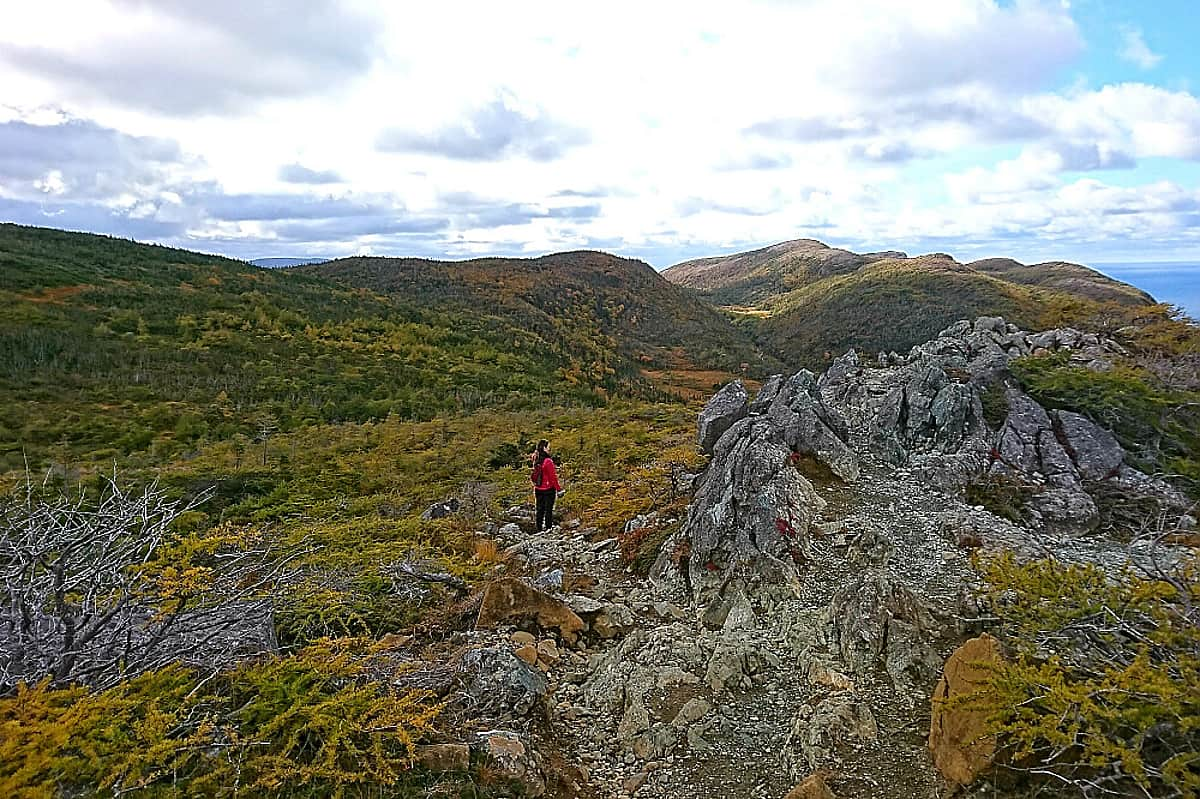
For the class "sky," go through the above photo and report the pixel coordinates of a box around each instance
[1,0,1199,270]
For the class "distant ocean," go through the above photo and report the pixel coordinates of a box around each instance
[1090,262,1200,321]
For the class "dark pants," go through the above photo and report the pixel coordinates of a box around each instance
[535,489,556,532]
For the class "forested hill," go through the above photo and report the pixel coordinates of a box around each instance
[0,225,761,474]
[664,239,1157,368]
[303,251,775,394]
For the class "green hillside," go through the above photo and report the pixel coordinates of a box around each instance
[0,226,609,473]
[755,255,1041,362]
[664,239,1155,367]
[304,251,777,396]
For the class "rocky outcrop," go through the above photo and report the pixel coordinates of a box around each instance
[929,634,1002,786]
[652,413,826,614]
[766,370,860,481]
[826,571,942,698]
[759,317,1186,533]
[442,316,1193,799]
[751,373,786,413]
[783,696,879,776]
[697,379,749,453]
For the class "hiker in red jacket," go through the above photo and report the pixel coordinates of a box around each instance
[531,439,562,532]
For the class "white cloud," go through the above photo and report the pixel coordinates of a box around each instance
[0,1,1196,263]
[1118,26,1163,70]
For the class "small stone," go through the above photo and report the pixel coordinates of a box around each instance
[537,639,560,664]
[672,697,712,727]
[623,771,649,794]
[784,773,835,799]
[513,644,539,665]
[510,630,536,646]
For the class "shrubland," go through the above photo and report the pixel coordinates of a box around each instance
[976,553,1199,797]
[0,400,699,796]
[3,225,1198,797]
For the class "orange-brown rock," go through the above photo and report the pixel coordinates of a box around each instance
[476,577,586,644]
[929,633,1002,786]
[414,743,470,772]
[783,772,835,799]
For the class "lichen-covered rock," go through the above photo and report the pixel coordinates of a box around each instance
[825,571,940,695]
[992,389,1058,478]
[767,382,859,482]
[783,696,879,776]
[1054,409,1124,480]
[652,415,825,608]
[1029,487,1099,535]
[477,730,546,797]
[457,646,548,718]
[697,379,749,454]
[929,634,1002,786]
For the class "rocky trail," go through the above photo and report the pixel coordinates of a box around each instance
[421,317,1195,799]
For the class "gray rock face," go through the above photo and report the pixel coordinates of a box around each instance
[767,376,860,482]
[987,389,1136,533]
[653,415,826,609]
[1055,410,1124,480]
[993,389,1056,478]
[697,380,749,454]
[457,646,548,718]
[750,373,786,414]
[825,571,940,695]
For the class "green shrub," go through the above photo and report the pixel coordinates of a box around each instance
[0,639,441,798]
[973,554,1200,796]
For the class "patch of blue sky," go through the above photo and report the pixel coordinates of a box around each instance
[1061,0,1198,90]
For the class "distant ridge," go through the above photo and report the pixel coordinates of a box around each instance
[663,239,1156,367]
[250,257,329,268]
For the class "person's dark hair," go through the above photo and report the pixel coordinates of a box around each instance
[535,439,550,463]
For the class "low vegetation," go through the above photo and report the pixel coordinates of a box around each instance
[0,399,698,796]
[1010,304,1200,499]
[977,553,1199,797]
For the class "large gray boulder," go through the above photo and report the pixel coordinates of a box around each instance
[457,646,548,718]
[1055,410,1124,480]
[697,380,749,454]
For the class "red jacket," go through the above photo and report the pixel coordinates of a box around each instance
[535,457,561,491]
